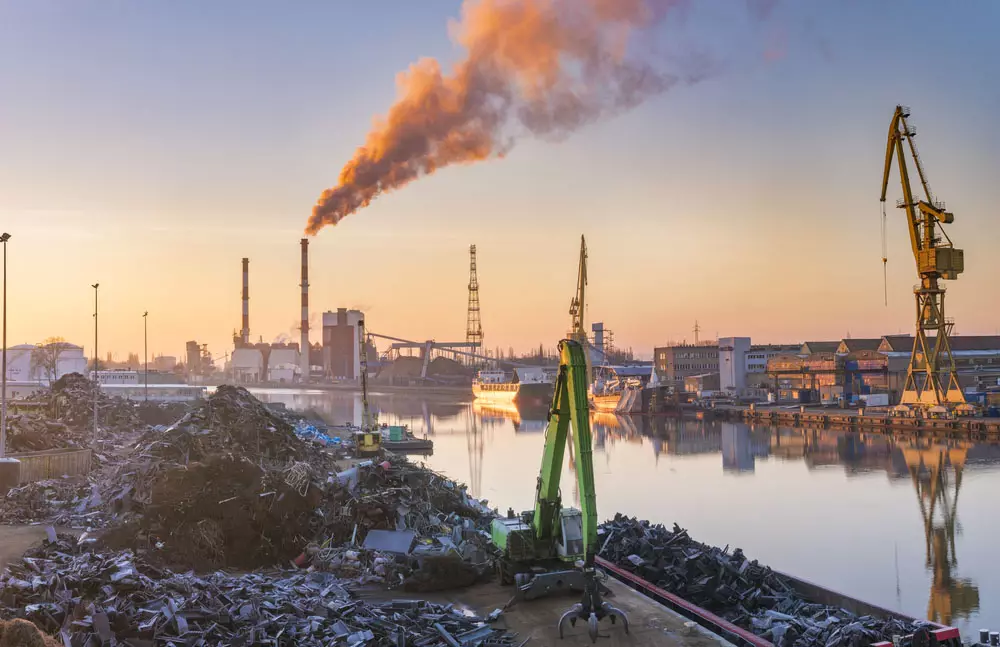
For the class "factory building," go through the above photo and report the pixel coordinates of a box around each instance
[267,346,300,383]
[718,337,750,393]
[652,342,719,389]
[879,335,1000,395]
[231,347,264,383]
[762,335,1000,403]
[2,342,88,384]
[323,308,365,381]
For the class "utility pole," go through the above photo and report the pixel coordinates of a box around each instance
[143,311,148,402]
[0,233,10,459]
[92,283,99,448]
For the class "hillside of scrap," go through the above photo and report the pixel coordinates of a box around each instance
[0,377,507,646]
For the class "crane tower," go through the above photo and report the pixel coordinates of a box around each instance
[880,105,964,407]
[466,245,484,359]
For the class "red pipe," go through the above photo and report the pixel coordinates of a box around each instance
[595,556,772,647]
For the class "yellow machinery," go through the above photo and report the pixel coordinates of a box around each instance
[880,105,964,407]
[353,318,382,457]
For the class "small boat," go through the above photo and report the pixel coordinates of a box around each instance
[379,424,434,454]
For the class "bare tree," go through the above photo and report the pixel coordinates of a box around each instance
[31,337,76,383]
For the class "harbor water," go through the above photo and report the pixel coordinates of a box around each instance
[251,388,996,636]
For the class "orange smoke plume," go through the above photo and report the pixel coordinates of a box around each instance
[306,0,690,235]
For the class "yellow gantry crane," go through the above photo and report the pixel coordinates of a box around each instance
[880,105,965,407]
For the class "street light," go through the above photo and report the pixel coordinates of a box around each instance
[143,311,148,402]
[0,232,10,460]
[92,283,99,448]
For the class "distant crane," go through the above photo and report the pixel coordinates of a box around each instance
[567,235,593,382]
[568,235,588,343]
[466,245,484,364]
[880,105,965,407]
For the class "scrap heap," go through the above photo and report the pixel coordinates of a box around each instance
[0,535,517,646]
[1,386,504,643]
[598,515,929,647]
[2,372,143,454]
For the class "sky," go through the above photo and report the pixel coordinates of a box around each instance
[0,1,998,362]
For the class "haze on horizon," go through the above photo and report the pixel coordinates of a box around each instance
[0,1,998,362]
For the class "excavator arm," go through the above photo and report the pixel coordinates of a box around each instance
[533,339,598,563]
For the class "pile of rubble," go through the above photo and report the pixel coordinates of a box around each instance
[1,372,148,455]
[141,384,304,464]
[598,514,928,647]
[46,373,143,435]
[4,414,83,453]
[0,534,519,646]
[78,386,495,578]
[0,479,91,524]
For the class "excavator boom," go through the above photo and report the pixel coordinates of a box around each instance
[533,339,599,563]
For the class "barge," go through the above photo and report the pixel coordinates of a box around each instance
[595,556,960,647]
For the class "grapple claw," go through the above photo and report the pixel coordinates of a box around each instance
[559,604,583,638]
[557,568,630,641]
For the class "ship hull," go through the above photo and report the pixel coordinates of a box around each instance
[591,393,623,412]
[473,382,553,407]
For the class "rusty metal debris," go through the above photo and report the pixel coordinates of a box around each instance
[2,382,506,645]
[597,514,929,647]
[0,534,520,646]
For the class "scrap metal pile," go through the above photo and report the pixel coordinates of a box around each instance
[2,372,143,454]
[0,535,519,647]
[1,385,505,643]
[598,515,928,647]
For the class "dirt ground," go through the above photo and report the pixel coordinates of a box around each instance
[356,577,734,647]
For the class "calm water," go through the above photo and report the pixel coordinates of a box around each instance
[251,388,997,635]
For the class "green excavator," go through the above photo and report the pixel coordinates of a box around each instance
[490,339,629,642]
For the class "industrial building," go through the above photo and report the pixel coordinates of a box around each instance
[761,335,1000,404]
[2,342,88,384]
[323,308,365,381]
[652,342,719,388]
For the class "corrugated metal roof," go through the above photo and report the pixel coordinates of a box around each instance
[801,341,840,354]
[878,335,1000,353]
[837,339,882,353]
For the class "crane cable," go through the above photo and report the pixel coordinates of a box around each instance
[881,201,888,306]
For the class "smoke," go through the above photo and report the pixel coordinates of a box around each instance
[306,0,695,235]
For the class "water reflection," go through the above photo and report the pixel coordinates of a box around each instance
[252,389,993,630]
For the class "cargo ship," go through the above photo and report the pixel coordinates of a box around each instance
[472,368,554,408]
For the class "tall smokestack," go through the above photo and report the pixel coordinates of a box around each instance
[300,239,309,382]
[241,257,250,345]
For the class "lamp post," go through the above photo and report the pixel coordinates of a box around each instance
[0,233,10,459]
[143,311,148,402]
[92,283,99,448]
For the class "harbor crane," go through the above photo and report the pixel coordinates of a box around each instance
[567,235,594,383]
[880,105,965,407]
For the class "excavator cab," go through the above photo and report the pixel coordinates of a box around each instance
[557,508,585,560]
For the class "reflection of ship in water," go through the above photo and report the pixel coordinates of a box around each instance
[472,400,548,432]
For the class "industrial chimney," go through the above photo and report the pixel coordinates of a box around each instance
[300,239,309,382]
[241,257,250,345]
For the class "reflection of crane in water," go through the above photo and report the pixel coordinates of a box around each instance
[466,403,484,498]
[901,439,978,626]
